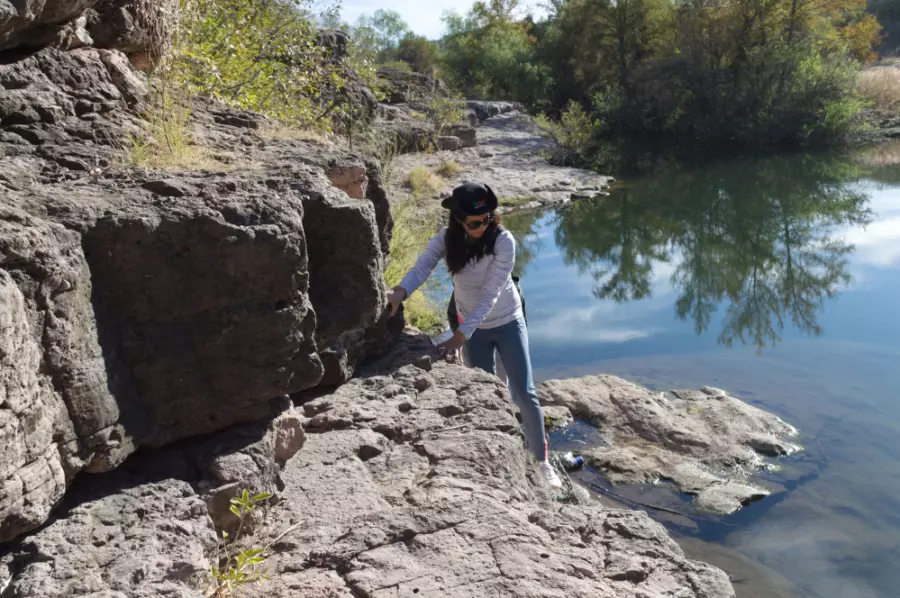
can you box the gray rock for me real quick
[394,112,611,213]
[0,0,98,51]
[466,100,524,122]
[3,477,216,598]
[435,135,461,151]
[240,330,736,598]
[377,67,447,105]
[539,375,801,514]
[447,123,477,148]
[0,45,399,542]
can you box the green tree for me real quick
[440,2,550,105]
[355,9,411,61]
[395,33,440,73]
[176,0,350,128]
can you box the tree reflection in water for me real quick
[545,153,873,351]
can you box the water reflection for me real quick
[539,154,873,351]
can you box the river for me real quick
[499,145,900,598]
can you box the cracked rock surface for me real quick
[242,331,736,598]
[538,375,801,515]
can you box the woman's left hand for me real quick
[438,330,466,361]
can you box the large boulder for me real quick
[0,41,399,544]
[2,477,215,598]
[0,0,99,51]
[86,0,177,69]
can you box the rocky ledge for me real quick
[224,331,738,598]
[394,111,613,212]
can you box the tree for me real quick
[395,33,440,73]
[355,9,411,60]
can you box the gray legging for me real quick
[462,317,548,462]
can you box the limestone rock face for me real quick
[0,43,397,543]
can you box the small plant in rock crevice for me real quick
[206,490,272,597]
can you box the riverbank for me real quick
[0,16,801,597]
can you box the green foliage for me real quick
[208,490,273,597]
[385,188,445,334]
[535,100,601,164]
[355,9,411,58]
[437,0,882,149]
[174,0,354,130]
[396,34,441,73]
[406,165,444,196]
[440,2,551,105]
[428,94,467,134]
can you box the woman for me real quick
[387,182,562,488]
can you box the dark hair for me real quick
[445,211,503,275]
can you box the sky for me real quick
[336,0,546,39]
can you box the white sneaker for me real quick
[539,460,563,489]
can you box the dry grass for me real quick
[258,122,329,143]
[434,160,463,178]
[858,67,900,111]
[854,141,900,168]
[406,166,444,198]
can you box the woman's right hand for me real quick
[387,286,407,316]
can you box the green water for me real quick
[502,146,900,598]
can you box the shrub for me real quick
[434,160,463,177]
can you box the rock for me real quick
[299,169,387,387]
[465,100,524,123]
[187,405,306,533]
[0,40,401,542]
[326,162,368,199]
[447,123,477,148]
[141,178,195,197]
[538,375,801,514]
[2,476,216,598]
[435,135,461,151]
[394,112,611,212]
[375,118,434,153]
[696,481,770,514]
[377,67,447,105]
[243,330,736,598]
[2,398,304,595]
[87,0,176,68]
[0,0,98,51]
[542,405,573,430]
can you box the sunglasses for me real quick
[460,215,492,230]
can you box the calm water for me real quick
[500,147,900,598]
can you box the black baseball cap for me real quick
[441,182,498,216]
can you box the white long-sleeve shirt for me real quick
[398,227,524,338]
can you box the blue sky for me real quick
[336,1,546,39]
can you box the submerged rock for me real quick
[538,375,800,514]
